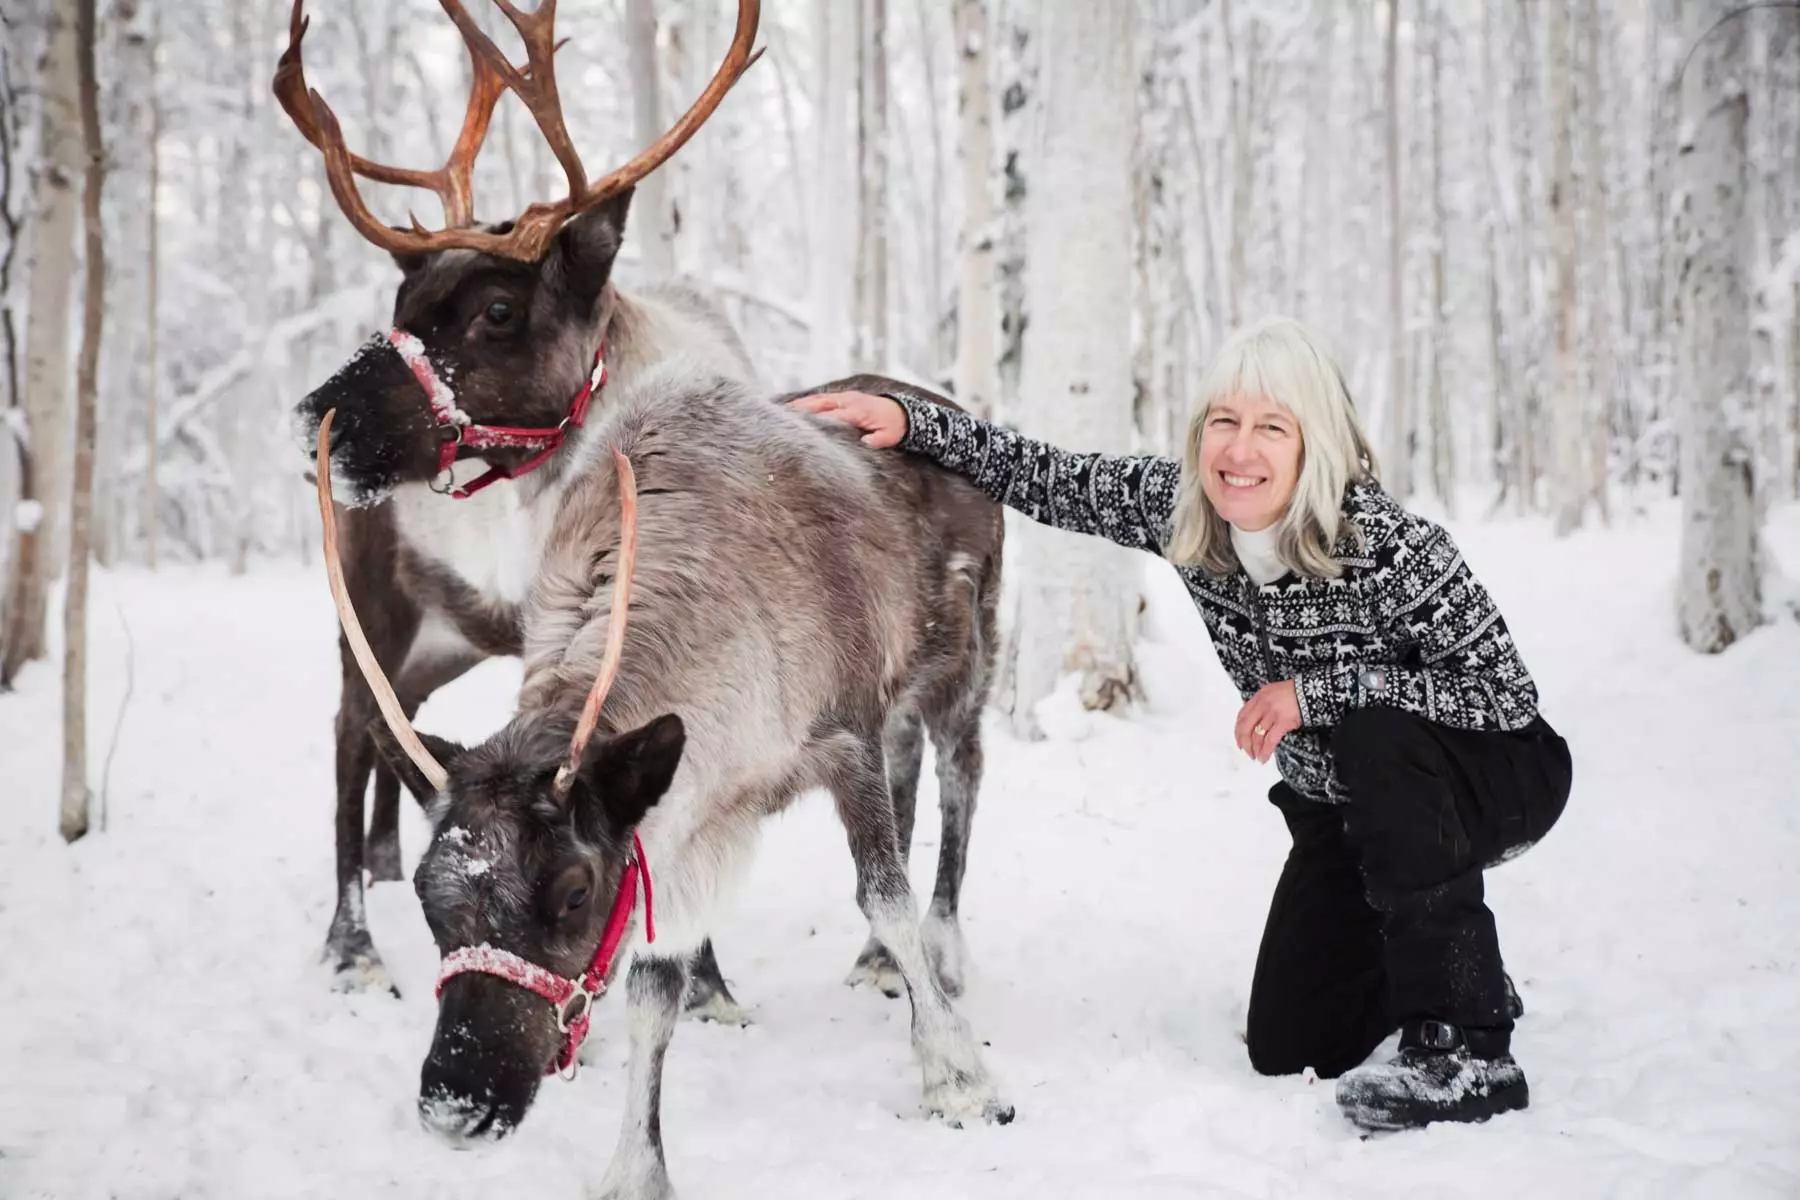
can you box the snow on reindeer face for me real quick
[378,710,684,1147]
[291,198,633,507]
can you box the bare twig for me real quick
[98,600,133,833]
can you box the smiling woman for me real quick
[791,314,1575,1134]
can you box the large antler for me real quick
[275,0,763,263]
[315,411,450,793]
[553,448,640,797]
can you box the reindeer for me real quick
[313,353,1014,1196]
[277,0,997,1020]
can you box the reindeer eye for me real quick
[484,300,515,327]
[561,886,590,914]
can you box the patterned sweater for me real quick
[892,395,1542,804]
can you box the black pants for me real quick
[1244,705,1572,1079]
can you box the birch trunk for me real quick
[2,3,80,686]
[1550,0,1583,534]
[1675,0,1759,652]
[1382,0,1410,499]
[952,0,999,419]
[1009,1,1137,735]
[1581,0,1614,523]
[627,0,676,280]
[144,5,161,568]
[61,0,104,842]
[808,0,856,378]
[853,0,890,368]
[1427,0,1451,511]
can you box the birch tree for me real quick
[1008,1,1137,733]
[1382,0,1410,499]
[60,0,103,841]
[1675,0,1760,652]
[853,0,890,368]
[951,0,998,419]
[626,0,676,280]
[2,1,78,686]
[1549,0,1584,534]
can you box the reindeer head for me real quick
[377,710,684,1144]
[278,0,761,505]
[314,417,671,1143]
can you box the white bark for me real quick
[3,1,79,682]
[952,0,998,419]
[61,0,103,842]
[853,0,890,368]
[1675,0,1760,653]
[1382,0,1410,499]
[1008,0,1137,735]
[808,0,857,378]
[1550,0,1583,534]
[626,0,676,280]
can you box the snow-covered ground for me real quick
[3,499,1798,1200]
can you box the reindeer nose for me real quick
[417,1084,510,1146]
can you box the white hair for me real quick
[1167,316,1379,579]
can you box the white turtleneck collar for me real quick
[1231,523,1288,586]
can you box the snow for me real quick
[3,499,1800,1199]
[12,499,43,533]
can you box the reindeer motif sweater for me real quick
[891,395,1543,804]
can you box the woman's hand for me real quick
[786,391,908,449]
[1235,681,1301,764]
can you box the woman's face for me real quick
[1197,393,1303,532]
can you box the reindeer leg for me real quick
[592,956,686,1200]
[324,685,395,995]
[827,735,1012,1128]
[922,707,982,999]
[681,938,749,1025]
[366,655,482,885]
[364,761,405,883]
[846,710,924,998]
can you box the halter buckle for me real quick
[556,985,595,1033]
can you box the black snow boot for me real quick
[1335,1019,1528,1132]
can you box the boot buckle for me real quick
[1416,1019,1462,1051]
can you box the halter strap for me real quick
[434,831,655,1078]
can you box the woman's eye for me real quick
[560,887,589,914]
[485,300,515,327]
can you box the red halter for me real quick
[385,328,609,501]
[434,832,655,1079]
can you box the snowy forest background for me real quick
[1,0,1798,820]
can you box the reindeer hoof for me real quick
[327,952,400,998]
[845,938,906,999]
[323,933,400,997]
[924,1077,1015,1128]
[683,990,753,1027]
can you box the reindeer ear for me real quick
[550,188,634,314]
[574,712,684,835]
[368,719,466,810]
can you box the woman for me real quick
[790,316,1572,1133]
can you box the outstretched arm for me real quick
[789,390,1180,555]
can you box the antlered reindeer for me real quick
[277,0,996,1013]
[314,356,1013,1198]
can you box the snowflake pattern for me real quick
[896,395,1542,803]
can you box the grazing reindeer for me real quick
[277,0,755,1000]
[315,361,1013,1197]
[277,0,997,1017]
